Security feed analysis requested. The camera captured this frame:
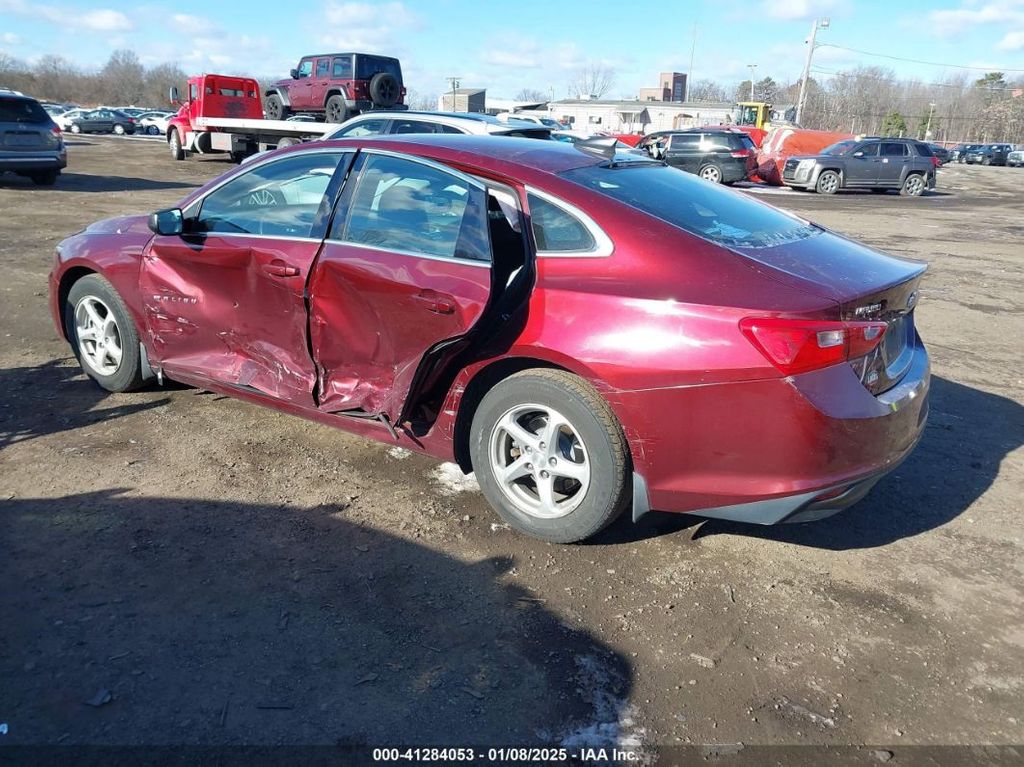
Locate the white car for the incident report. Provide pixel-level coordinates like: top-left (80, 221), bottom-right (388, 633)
top-left (495, 112), bottom-right (566, 130)
top-left (550, 130), bottom-right (645, 156)
top-left (325, 111), bottom-right (552, 140)
top-left (54, 108), bottom-right (90, 130)
top-left (137, 111), bottom-right (173, 136)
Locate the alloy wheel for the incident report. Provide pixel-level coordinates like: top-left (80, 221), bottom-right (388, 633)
top-left (74, 296), bottom-right (123, 376)
top-left (489, 404), bottom-right (591, 519)
top-left (700, 165), bottom-right (722, 183)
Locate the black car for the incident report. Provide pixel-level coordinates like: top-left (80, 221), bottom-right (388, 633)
top-left (0, 92), bottom-right (67, 185)
top-left (783, 137), bottom-right (936, 196)
top-left (67, 109), bottom-right (137, 135)
top-left (964, 144), bottom-right (1012, 166)
top-left (927, 144), bottom-right (950, 165)
top-left (637, 129), bottom-right (757, 184)
top-left (953, 143), bottom-right (982, 163)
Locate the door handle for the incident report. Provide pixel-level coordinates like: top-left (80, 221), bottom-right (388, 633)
top-left (263, 259), bottom-right (300, 277)
top-left (414, 290), bottom-right (456, 315)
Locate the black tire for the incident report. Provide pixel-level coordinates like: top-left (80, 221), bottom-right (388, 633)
top-left (30, 170), bottom-right (58, 186)
top-left (113, 123), bottom-right (126, 135)
top-left (982, 157), bottom-right (991, 166)
top-left (697, 163), bottom-right (723, 183)
top-left (65, 274), bottom-right (147, 393)
top-left (870, 188), bottom-right (888, 194)
top-left (147, 125), bottom-right (159, 136)
top-left (275, 136), bottom-right (298, 149)
top-left (229, 151), bottom-right (247, 163)
top-left (470, 369), bottom-right (630, 543)
top-left (369, 72), bottom-right (399, 108)
top-left (265, 93), bottom-right (289, 121)
top-left (815, 169), bottom-right (840, 194)
top-left (325, 94), bottom-right (349, 123)
top-left (901, 173), bottom-right (926, 197)
top-left (169, 129), bottom-right (184, 160)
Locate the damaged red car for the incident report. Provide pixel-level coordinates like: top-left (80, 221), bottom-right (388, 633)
top-left (50, 136), bottom-right (929, 542)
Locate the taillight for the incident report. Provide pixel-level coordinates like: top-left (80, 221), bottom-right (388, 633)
top-left (51, 125), bottom-right (61, 135)
top-left (731, 148), bottom-right (754, 158)
top-left (739, 317), bottom-right (887, 376)
top-left (930, 156), bottom-right (940, 167)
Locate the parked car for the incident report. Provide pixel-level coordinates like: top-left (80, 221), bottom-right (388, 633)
top-left (54, 108), bottom-right (90, 130)
top-left (324, 111), bottom-right (551, 140)
top-left (496, 112), bottom-right (566, 129)
top-left (49, 135), bottom-right (929, 542)
top-left (637, 129), bottom-right (757, 184)
top-left (265, 52), bottom-right (406, 123)
top-left (1007, 148), bottom-right (1024, 167)
top-left (927, 144), bottom-right (950, 165)
top-left (783, 138), bottom-right (936, 196)
top-left (964, 144), bottom-right (1012, 166)
top-left (67, 109), bottom-right (137, 135)
top-left (0, 92), bottom-right (66, 185)
top-left (551, 130), bottom-right (644, 155)
top-left (952, 143), bottom-right (982, 163)
top-left (137, 111), bottom-right (173, 136)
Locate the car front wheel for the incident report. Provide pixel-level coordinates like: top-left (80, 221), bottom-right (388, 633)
top-left (325, 95), bottom-right (349, 123)
top-left (169, 129), bottom-right (184, 160)
top-left (65, 275), bottom-right (148, 392)
top-left (470, 369), bottom-right (630, 543)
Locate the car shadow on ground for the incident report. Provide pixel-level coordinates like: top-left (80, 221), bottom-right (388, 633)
top-left (597, 376), bottom-right (1022, 550)
top-left (0, 173), bottom-right (195, 192)
top-left (2, 489), bottom-right (634, 746)
top-left (0, 359), bottom-right (169, 451)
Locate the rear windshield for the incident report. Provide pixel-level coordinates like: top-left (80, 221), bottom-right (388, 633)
top-left (912, 142), bottom-right (933, 156)
top-left (502, 128), bottom-right (552, 140)
top-left (0, 97), bottom-right (50, 124)
top-left (561, 164), bottom-right (818, 249)
top-left (356, 56), bottom-right (402, 81)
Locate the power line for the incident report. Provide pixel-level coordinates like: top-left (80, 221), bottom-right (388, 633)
top-left (817, 43), bottom-right (1024, 74)
top-left (810, 66), bottom-right (1022, 92)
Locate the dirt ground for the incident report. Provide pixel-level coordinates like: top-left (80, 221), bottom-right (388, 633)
top-left (1, 137), bottom-right (1022, 754)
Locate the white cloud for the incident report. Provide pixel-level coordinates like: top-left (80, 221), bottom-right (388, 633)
top-left (172, 13), bottom-right (218, 35)
top-left (79, 8), bottom-right (132, 31)
top-left (318, 2), bottom-right (421, 53)
top-left (2, 32), bottom-right (19, 44)
top-left (0, 1), bottom-right (133, 32)
top-left (760, 0), bottom-right (845, 20)
top-left (929, 0), bottom-right (1024, 39)
top-left (997, 28), bottom-right (1024, 49)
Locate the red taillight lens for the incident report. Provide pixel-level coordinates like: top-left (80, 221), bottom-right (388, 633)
top-left (730, 148), bottom-right (754, 158)
top-left (931, 156), bottom-right (940, 167)
top-left (739, 317), bottom-right (888, 376)
top-left (51, 125), bottom-right (61, 135)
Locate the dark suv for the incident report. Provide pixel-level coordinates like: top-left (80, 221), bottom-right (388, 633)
top-left (0, 92), bottom-right (66, 186)
top-left (637, 129), bottom-right (756, 184)
top-left (964, 144), bottom-right (1012, 166)
top-left (265, 53), bottom-right (406, 123)
top-left (783, 138), bottom-right (936, 196)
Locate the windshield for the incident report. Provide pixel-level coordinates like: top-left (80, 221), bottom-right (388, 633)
top-left (820, 140), bottom-right (855, 155)
top-left (0, 97), bottom-right (50, 124)
top-left (561, 164), bottom-right (818, 249)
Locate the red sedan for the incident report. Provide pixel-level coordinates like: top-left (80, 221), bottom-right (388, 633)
top-left (49, 136), bottom-right (929, 542)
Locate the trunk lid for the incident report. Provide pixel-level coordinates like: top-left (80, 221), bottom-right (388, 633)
top-left (733, 229), bottom-right (926, 394)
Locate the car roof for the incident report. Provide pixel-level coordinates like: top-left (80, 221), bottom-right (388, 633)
top-left (300, 52), bottom-right (399, 60)
top-left (331, 111), bottom-right (552, 136)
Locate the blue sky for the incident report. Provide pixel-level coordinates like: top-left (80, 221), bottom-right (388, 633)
top-left (2, 0), bottom-right (1023, 98)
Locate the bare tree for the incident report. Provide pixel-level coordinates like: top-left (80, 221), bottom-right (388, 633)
top-left (514, 87), bottom-right (547, 102)
top-left (98, 49), bottom-right (145, 105)
top-left (144, 63), bottom-right (187, 109)
top-left (405, 87), bottom-right (439, 111)
top-left (567, 62), bottom-right (615, 99)
top-left (688, 78), bottom-right (728, 102)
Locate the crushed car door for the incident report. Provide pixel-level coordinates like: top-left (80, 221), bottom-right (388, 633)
top-left (308, 151), bottom-right (493, 423)
top-left (140, 150), bottom-right (350, 405)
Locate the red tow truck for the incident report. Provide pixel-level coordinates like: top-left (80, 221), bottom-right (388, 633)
top-left (165, 74), bottom-right (334, 161)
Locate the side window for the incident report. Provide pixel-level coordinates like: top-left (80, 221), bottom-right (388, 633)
top-left (881, 142), bottom-right (907, 157)
top-left (297, 60), bottom-right (313, 78)
top-left (855, 143), bottom-right (879, 157)
top-left (438, 124), bottom-right (466, 134)
top-left (332, 56), bottom-right (352, 78)
top-left (189, 84), bottom-right (198, 100)
top-left (670, 134), bottom-right (700, 150)
top-left (527, 193), bottom-right (597, 253)
top-left (332, 117), bottom-right (387, 137)
top-left (196, 152), bottom-right (344, 237)
top-left (390, 119), bottom-right (439, 135)
top-left (316, 59), bottom-right (330, 78)
top-left (334, 154), bottom-right (489, 261)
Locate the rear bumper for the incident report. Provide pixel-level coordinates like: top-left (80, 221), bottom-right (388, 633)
top-left (0, 149), bottom-right (67, 173)
top-left (614, 335), bottom-right (930, 525)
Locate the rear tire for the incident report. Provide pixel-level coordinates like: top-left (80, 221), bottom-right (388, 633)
top-left (470, 369), bottom-right (630, 543)
top-left (113, 123), bottom-right (126, 135)
top-left (169, 129), bottom-right (184, 161)
top-left (901, 173), bottom-right (926, 197)
top-left (698, 164), bottom-right (723, 183)
top-left (325, 95), bottom-right (349, 123)
top-left (265, 94), bottom-right (289, 121)
top-left (70, 124), bottom-right (81, 134)
top-left (276, 136), bottom-right (298, 149)
top-left (147, 125), bottom-right (159, 136)
top-left (31, 170), bottom-right (58, 186)
top-left (65, 275), bottom-right (147, 393)
top-left (815, 169), bottom-right (840, 194)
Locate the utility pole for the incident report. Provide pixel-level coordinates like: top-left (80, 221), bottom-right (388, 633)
top-left (747, 64), bottom-right (758, 100)
top-left (445, 76), bottom-right (460, 112)
top-left (795, 17), bottom-right (829, 126)
top-left (925, 101), bottom-right (936, 140)
top-left (685, 22), bottom-right (697, 102)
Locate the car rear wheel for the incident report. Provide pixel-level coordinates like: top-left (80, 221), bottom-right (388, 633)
top-left (325, 95), bottom-right (349, 123)
top-left (470, 369), bottom-right (630, 543)
top-left (698, 164), bottom-right (723, 183)
top-left (901, 173), bottom-right (926, 197)
top-left (147, 125), bottom-right (159, 136)
top-left (30, 170), bottom-right (58, 186)
top-left (70, 124), bottom-right (81, 134)
top-left (169, 129), bottom-right (184, 161)
top-left (265, 94), bottom-right (289, 121)
top-left (65, 275), bottom-right (147, 393)
top-left (815, 170), bottom-right (840, 194)
top-left (113, 124), bottom-right (126, 135)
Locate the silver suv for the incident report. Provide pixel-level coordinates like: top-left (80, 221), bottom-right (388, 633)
top-left (784, 138), bottom-right (936, 196)
top-left (0, 93), bottom-right (66, 186)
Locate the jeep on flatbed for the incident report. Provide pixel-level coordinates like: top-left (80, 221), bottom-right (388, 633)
top-left (265, 53), bottom-right (406, 123)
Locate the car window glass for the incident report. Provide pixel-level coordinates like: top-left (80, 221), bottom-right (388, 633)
top-left (881, 142), bottom-right (907, 157)
top-left (854, 143), bottom-right (879, 157)
top-left (438, 124), bottom-right (465, 134)
top-left (527, 194), bottom-right (596, 252)
top-left (298, 60), bottom-right (313, 77)
top-left (316, 59), bottom-right (330, 78)
top-left (335, 154), bottom-right (489, 261)
top-left (390, 119), bottom-right (438, 135)
top-left (331, 117), bottom-right (387, 138)
top-left (670, 134), bottom-right (701, 149)
top-left (196, 152), bottom-right (344, 237)
top-left (0, 98), bottom-right (50, 123)
top-left (332, 56), bottom-right (353, 78)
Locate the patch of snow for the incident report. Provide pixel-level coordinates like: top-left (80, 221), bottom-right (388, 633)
top-left (430, 462), bottom-right (480, 495)
top-left (387, 447), bottom-right (411, 460)
top-left (560, 654), bottom-right (646, 753)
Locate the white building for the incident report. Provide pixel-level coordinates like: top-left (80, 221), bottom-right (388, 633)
top-left (547, 99), bottom-right (735, 135)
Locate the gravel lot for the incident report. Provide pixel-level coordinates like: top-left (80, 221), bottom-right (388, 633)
top-left (1, 137), bottom-right (1021, 752)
